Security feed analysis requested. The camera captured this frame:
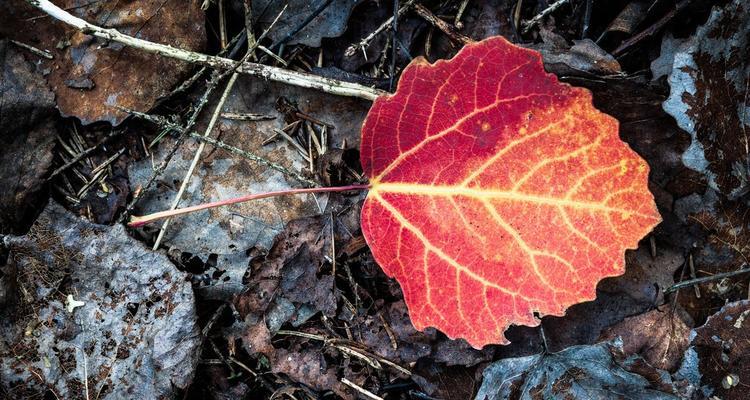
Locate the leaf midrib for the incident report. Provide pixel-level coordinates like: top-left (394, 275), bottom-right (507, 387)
top-left (370, 182), bottom-right (654, 220)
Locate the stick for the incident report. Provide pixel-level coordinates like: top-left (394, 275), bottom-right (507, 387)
top-left (664, 265), bottom-right (750, 294)
top-left (612, 0), bottom-right (689, 56)
top-left (151, 72), bottom-right (240, 249)
top-left (25, 0), bottom-right (385, 101)
top-left (413, 3), bottom-right (473, 45)
top-left (120, 108), bottom-right (317, 186)
top-left (522, 0), bottom-right (569, 34)
top-left (345, 0), bottom-right (416, 57)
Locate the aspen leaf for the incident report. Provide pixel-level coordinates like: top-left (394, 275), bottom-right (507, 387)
top-left (360, 36), bottom-right (661, 348)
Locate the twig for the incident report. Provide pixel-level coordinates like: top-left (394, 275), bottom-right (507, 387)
top-left (152, 71), bottom-right (240, 250)
top-left (25, 0), bottom-right (385, 101)
top-left (275, 329), bottom-right (411, 376)
top-left (454, 0), bottom-right (470, 29)
top-left (201, 304), bottom-right (228, 337)
top-left (47, 130), bottom-right (122, 181)
top-left (341, 378), bottom-right (384, 400)
top-left (413, 3), bottom-right (473, 45)
top-left (121, 108), bottom-right (316, 186)
top-left (218, 0), bottom-right (228, 49)
top-left (521, 0), bottom-right (569, 34)
top-left (192, 133), bottom-right (315, 185)
top-left (90, 148), bottom-right (125, 175)
top-left (612, 0), bottom-right (690, 56)
top-left (10, 39), bottom-right (53, 59)
top-left (664, 265), bottom-right (750, 294)
top-left (221, 112), bottom-right (275, 121)
top-left (345, 0), bottom-right (416, 57)
top-left (688, 253), bottom-right (700, 298)
top-left (243, 0), bottom-right (256, 59)
top-left (228, 356), bottom-right (257, 377)
top-left (274, 128), bottom-right (311, 162)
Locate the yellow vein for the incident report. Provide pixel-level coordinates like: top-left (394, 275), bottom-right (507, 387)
top-left (374, 92), bottom-right (545, 182)
top-left (459, 117), bottom-right (572, 187)
top-left (479, 199), bottom-right (551, 287)
top-left (372, 192), bottom-right (533, 302)
top-left (371, 183), bottom-right (655, 220)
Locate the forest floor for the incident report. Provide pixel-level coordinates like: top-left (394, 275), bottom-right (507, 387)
top-left (1, 0), bottom-right (749, 399)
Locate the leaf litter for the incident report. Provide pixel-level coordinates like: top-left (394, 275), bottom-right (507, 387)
top-left (128, 77), bottom-right (370, 299)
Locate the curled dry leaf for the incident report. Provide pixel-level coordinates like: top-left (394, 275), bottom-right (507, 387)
top-left (663, 0), bottom-right (750, 199)
top-left (360, 36), bottom-right (661, 348)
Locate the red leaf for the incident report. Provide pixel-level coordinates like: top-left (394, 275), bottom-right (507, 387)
top-left (360, 36), bottom-right (661, 348)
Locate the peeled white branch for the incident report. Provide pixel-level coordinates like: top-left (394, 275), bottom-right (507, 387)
top-left (25, 0), bottom-right (385, 101)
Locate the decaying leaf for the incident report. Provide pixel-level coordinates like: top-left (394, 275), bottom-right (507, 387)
top-left (0, 40), bottom-right (56, 232)
top-left (360, 36), bottom-right (661, 348)
top-left (475, 340), bottom-right (678, 400)
top-left (535, 36), bottom-right (623, 78)
top-left (271, 346), bottom-right (350, 398)
top-left (252, 0), bottom-right (362, 48)
top-left (0, 202), bottom-right (200, 399)
top-left (599, 307), bottom-right (692, 371)
top-left (683, 300), bottom-right (750, 400)
top-left (233, 216), bottom-right (336, 354)
top-left (663, 0), bottom-right (750, 199)
top-left (1, 0), bottom-right (205, 125)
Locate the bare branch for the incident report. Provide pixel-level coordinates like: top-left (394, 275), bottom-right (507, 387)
top-left (25, 0), bottom-right (386, 101)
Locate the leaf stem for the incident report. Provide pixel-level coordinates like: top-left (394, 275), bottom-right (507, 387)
top-left (128, 184), bottom-right (371, 227)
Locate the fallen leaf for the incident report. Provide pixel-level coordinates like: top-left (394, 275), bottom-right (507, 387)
top-left (0, 40), bottom-right (56, 233)
top-left (271, 346), bottom-right (349, 398)
top-left (663, 0), bottom-right (750, 199)
top-left (253, 0), bottom-right (362, 48)
top-left (599, 307), bottom-right (692, 371)
top-left (0, 202), bottom-right (200, 399)
top-left (475, 340), bottom-right (678, 400)
top-left (234, 216), bottom-right (336, 356)
top-left (360, 35), bottom-right (661, 348)
top-left (535, 37), bottom-right (623, 78)
top-left (685, 300), bottom-right (750, 400)
top-left (1, 0), bottom-right (205, 125)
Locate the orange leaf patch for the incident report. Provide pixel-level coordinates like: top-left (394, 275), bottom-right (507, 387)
top-left (360, 36), bottom-right (661, 348)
